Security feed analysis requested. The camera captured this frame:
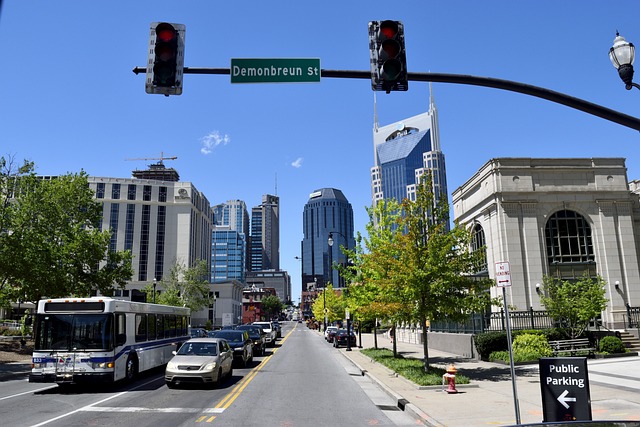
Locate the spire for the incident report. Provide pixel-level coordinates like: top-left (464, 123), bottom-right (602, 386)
top-left (373, 92), bottom-right (379, 132)
top-left (428, 82), bottom-right (441, 151)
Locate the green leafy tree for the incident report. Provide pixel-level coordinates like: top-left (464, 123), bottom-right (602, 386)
top-left (338, 199), bottom-right (405, 349)
top-left (393, 172), bottom-right (494, 371)
top-left (539, 274), bottom-right (608, 339)
top-left (261, 294), bottom-right (284, 320)
top-left (311, 284), bottom-right (345, 325)
top-left (143, 260), bottom-right (212, 312)
top-left (0, 157), bottom-right (133, 305)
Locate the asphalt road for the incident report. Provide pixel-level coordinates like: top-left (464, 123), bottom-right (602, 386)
top-left (0, 322), bottom-right (418, 427)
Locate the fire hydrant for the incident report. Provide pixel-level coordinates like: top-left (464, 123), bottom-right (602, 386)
top-left (443, 363), bottom-right (458, 394)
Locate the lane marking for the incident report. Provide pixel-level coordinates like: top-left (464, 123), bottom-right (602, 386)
top-left (0, 385), bottom-right (57, 401)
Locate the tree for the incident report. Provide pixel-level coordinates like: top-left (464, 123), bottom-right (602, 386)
top-left (0, 157), bottom-right (133, 305)
top-left (393, 172), bottom-right (494, 371)
top-left (540, 274), bottom-right (608, 339)
top-left (261, 295), bottom-right (284, 320)
top-left (337, 199), bottom-right (405, 349)
top-left (142, 260), bottom-right (212, 312)
top-left (311, 284), bottom-right (344, 325)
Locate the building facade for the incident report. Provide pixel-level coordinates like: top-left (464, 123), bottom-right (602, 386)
top-left (88, 170), bottom-right (214, 301)
top-left (300, 188), bottom-right (355, 291)
top-left (452, 158), bottom-right (640, 329)
top-left (371, 90), bottom-right (448, 208)
top-left (245, 270), bottom-right (291, 304)
top-left (250, 194), bottom-right (280, 271)
top-left (211, 227), bottom-right (246, 284)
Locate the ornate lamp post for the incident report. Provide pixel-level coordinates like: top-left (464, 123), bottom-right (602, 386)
top-left (610, 32), bottom-right (640, 90)
top-left (153, 278), bottom-right (157, 304)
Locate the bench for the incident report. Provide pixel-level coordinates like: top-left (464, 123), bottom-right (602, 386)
top-left (548, 338), bottom-right (595, 357)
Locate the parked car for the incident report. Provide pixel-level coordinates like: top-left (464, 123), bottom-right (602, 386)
top-left (253, 321), bottom-right (277, 346)
top-left (209, 330), bottom-right (253, 367)
top-left (236, 324), bottom-right (267, 356)
top-left (324, 326), bottom-right (338, 342)
top-left (271, 320), bottom-right (282, 338)
top-left (165, 338), bottom-right (233, 388)
top-left (326, 327), bottom-right (339, 343)
top-left (333, 329), bottom-right (357, 348)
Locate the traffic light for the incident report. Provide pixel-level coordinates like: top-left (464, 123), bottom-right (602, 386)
top-left (368, 20), bottom-right (408, 93)
top-left (145, 22), bottom-right (185, 96)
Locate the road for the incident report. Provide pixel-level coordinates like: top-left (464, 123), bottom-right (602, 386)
top-left (0, 322), bottom-right (418, 427)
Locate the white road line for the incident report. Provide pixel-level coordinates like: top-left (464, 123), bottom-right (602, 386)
top-left (0, 385), bottom-right (57, 401)
top-left (30, 376), bottom-right (161, 426)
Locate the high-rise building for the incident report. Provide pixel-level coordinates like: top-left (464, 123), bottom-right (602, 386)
top-left (211, 227), bottom-right (246, 283)
top-left (213, 199), bottom-right (251, 272)
top-left (300, 188), bottom-right (354, 291)
top-left (86, 164), bottom-right (214, 306)
top-left (371, 87), bottom-right (448, 210)
top-left (250, 194), bottom-right (280, 271)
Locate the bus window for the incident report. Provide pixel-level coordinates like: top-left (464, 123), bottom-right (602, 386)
top-left (148, 314), bottom-right (157, 340)
top-left (115, 313), bottom-right (126, 346)
top-left (135, 314), bottom-right (147, 342)
top-left (156, 314), bottom-right (164, 339)
top-left (167, 315), bottom-right (176, 338)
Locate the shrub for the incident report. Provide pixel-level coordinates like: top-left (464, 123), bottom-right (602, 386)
top-left (488, 333), bottom-right (552, 363)
top-left (598, 336), bottom-right (626, 354)
top-left (474, 331), bottom-right (508, 360)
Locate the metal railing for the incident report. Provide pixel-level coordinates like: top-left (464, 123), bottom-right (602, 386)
top-left (430, 308), bottom-right (557, 334)
top-left (627, 304), bottom-right (640, 328)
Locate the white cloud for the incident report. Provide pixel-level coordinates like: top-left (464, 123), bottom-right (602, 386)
top-left (291, 157), bottom-right (304, 168)
top-left (200, 130), bottom-right (230, 155)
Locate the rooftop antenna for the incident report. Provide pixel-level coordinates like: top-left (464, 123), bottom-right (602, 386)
top-left (373, 92), bottom-right (379, 132)
top-left (275, 172), bottom-right (278, 195)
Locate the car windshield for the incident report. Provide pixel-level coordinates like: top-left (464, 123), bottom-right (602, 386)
top-left (177, 342), bottom-right (217, 356)
top-left (212, 331), bottom-right (243, 342)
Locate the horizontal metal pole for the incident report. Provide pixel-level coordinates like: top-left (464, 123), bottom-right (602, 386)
top-left (132, 67), bottom-right (640, 131)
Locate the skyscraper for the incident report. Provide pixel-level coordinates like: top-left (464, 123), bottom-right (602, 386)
top-left (371, 87), bottom-right (448, 209)
top-left (213, 199), bottom-right (251, 272)
top-left (300, 188), bottom-right (354, 291)
top-left (250, 194), bottom-right (280, 271)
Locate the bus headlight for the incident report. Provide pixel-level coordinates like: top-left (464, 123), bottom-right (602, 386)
top-left (92, 361), bottom-right (114, 369)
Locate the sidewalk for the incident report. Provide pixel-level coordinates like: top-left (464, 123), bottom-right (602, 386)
top-left (336, 331), bottom-right (640, 427)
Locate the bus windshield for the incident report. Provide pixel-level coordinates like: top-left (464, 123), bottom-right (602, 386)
top-left (34, 313), bottom-right (114, 351)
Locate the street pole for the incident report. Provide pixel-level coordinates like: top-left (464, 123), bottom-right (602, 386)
top-left (503, 286), bottom-right (521, 425)
top-left (153, 278), bottom-right (157, 304)
top-left (132, 67), bottom-right (640, 132)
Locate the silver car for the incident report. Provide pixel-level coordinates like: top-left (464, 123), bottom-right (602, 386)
top-left (165, 338), bottom-right (233, 388)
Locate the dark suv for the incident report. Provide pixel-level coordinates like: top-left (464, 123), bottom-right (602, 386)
top-left (209, 330), bottom-right (253, 367)
top-left (236, 325), bottom-right (267, 356)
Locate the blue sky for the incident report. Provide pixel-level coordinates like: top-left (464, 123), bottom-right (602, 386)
top-left (2, 1), bottom-right (639, 305)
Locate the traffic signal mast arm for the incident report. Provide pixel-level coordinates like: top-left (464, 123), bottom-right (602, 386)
top-left (132, 66), bottom-right (640, 132)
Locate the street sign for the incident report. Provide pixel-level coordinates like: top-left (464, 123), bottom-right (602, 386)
top-left (539, 357), bottom-right (591, 422)
top-left (230, 58), bottom-right (321, 83)
top-left (495, 261), bottom-right (511, 287)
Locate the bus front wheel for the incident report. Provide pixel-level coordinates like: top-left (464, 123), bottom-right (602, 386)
top-left (125, 353), bottom-right (138, 382)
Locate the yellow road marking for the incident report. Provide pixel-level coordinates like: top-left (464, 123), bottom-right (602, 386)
top-left (201, 324), bottom-right (298, 422)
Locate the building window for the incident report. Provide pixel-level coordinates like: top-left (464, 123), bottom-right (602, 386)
top-left (471, 223), bottom-right (488, 273)
top-left (128, 184), bottom-right (137, 200)
top-left (159, 186), bottom-right (167, 203)
top-left (143, 185), bottom-right (152, 202)
top-left (112, 183), bottom-right (121, 200)
top-left (96, 183), bottom-right (105, 199)
top-left (545, 209), bottom-right (595, 265)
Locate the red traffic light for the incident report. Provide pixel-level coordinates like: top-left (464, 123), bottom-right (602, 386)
top-left (155, 23), bottom-right (178, 43)
top-left (368, 20), bottom-right (408, 93)
top-left (379, 21), bottom-right (398, 40)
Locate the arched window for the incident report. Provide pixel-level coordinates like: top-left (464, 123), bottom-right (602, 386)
top-left (545, 210), bottom-right (596, 278)
top-left (471, 224), bottom-right (488, 273)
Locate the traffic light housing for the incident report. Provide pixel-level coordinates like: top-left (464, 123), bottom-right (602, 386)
top-left (145, 22), bottom-right (185, 96)
top-left (368, 20), bottom-right (408, 93)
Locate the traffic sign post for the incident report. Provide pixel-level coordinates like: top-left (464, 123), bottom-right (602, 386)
top-left (495, 260), bottom-right (520, 424)
top-left (539, 357), bottom-right (592, 422)
top-left (230, 58), bottom-right (321, 83)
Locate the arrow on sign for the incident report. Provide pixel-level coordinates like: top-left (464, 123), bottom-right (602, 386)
top-left (557, 390), bottom-right (577, 409)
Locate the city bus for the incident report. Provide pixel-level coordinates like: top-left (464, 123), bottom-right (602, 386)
top-left (29, 297), bottom-right (190, 385)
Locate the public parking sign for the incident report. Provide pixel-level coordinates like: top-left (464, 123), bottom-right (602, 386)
top-left (539, 357), bottom-right (591, 422)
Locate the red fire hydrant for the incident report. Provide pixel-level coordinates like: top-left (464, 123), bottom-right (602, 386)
top-left (443, 363), bottom-right (458, 394)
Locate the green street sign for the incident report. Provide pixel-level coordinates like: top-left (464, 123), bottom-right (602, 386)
top-left (231, 58), bottom-right (321, 83)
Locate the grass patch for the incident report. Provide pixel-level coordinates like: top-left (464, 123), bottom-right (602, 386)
top-left (361, 348), bottom-right (469, 386)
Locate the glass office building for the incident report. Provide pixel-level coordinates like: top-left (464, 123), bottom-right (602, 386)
top-left (300, 188), bottom-right (354, 291)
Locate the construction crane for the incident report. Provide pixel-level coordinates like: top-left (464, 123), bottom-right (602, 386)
top-left (125, 152), bottom-right (177, 165)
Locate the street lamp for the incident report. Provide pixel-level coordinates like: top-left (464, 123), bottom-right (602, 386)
top-left (610, 32), bottom-right (640, 90)
top-left (153, 278), bottom-right (157, 304)
top-left (328, 231), bottom-right (352, 351)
